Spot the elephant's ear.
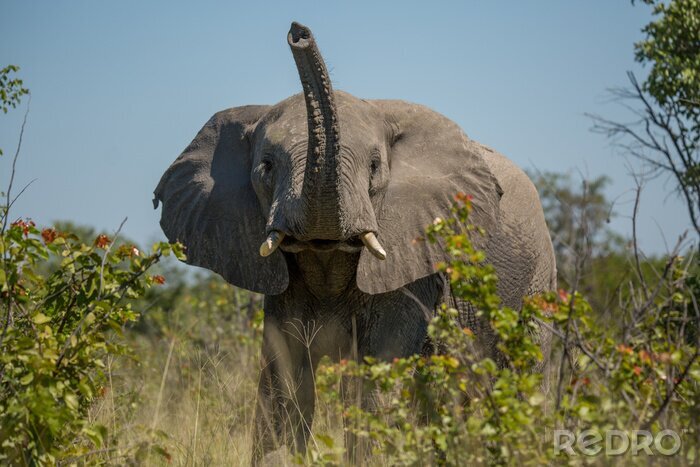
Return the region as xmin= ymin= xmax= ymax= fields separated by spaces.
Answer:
xmin=357 ymin=100 xmax=502 ymax=295
xmin=153 ymin=105 xmax=289 ymax=295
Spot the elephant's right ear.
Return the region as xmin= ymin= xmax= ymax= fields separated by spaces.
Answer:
xmin=153 ymin=105 xmax=289 ymax=294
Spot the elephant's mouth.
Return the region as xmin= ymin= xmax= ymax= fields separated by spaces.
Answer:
xmin=260 ymin=230 xmax=386 ymax=260
xmin=279 ymin=236 xmax=364 ymax=253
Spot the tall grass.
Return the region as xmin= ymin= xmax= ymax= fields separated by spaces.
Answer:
xmin=89 ymin=276 xmax=288 ymax=465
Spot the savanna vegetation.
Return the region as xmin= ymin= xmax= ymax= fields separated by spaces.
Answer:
xmin=1 ymin=0 xmax=699 ymax=464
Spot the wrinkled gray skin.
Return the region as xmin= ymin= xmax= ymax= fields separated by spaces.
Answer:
xmin=154 ymin=22 xmax=555 ymax=463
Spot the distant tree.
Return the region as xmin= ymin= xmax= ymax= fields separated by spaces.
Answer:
xmin=591 ymin=0 xmax=700 ymax=237
xmin=530 ymin=171 xmax=672 ymax=317
xmin=0 ymin=65 xmax=28 ymax=158
xmin=528 ymin=172 xmax=620 ymax=272
xmin=0 ymin=65 xmax=27 ymax=115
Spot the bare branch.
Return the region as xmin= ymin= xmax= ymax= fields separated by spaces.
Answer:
xmin=589 ymin=72 xmax=699 ymax=237
xmin=1 ymin=93 xmax=31 ymax=232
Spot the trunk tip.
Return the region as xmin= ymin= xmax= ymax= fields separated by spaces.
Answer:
xmin=289 ymin=21 xmax=312 ymax=45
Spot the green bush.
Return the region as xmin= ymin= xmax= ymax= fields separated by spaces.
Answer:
xmin=0 ymin=218 xmax=183 ymax=464
xmin=310 ymin=195 xmax=699 ymax=465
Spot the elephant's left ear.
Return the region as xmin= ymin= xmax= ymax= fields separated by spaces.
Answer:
xmin=357 ymin=100 xmax=502 ymax=295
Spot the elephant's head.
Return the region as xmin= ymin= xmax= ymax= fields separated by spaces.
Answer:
xmin=154 ymin=22 xmax=502 ymax=295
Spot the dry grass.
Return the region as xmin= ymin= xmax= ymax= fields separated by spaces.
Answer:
xmin=94 ymin=332 xmax=259 ymax=465
xmin=81 ymin=275 xmax=270 ymax=465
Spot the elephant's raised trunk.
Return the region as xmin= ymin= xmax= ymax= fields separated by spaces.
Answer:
xmin=288 ymin=21 xmax=342 ymax=239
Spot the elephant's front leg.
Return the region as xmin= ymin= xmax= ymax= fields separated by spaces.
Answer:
xmin=343 ymin=277 xmax=442 ymax=463
xmin=252 ymin=317 xmax=315 ymax=464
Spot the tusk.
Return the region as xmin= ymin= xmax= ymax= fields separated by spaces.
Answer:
xmin=360 ymin=232 xmax=386 ymax=260
xmin=259 ymin=231 xmax=285 ymax=257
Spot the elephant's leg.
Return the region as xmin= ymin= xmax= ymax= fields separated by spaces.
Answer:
xmin=343 ymin=276 xmax=442 ymax=463
xmin=252 ymin=318 xmax=315 ymax=464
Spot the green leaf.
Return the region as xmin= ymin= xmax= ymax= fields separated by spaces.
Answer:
xmin=33 ymin=312 xmax=51 ymax=324
xmin=316 ymin=433 xmax=335 ymax=448
xmin=671 ymin=350 xmax=682 ymax=364
xmin=19 ymin=373 xmax=34 ymax=385
xmin=83 ymin=424 xmax=107 ymax=448
xmin=64 ymin=393 xmax=79 ymax=410
xmin=528 ymin=392 xmax=545 ymax=406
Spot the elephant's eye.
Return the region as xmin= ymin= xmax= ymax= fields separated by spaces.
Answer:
xmin=369 ymin=152 xmax=384 ymax=195
xmin=262 ymin=159 xmax=273 ymax=173
xmin=370 ymin=154 xmax=381 ymax=176
xmin=258 ymin=157 xmax=274 ymax=186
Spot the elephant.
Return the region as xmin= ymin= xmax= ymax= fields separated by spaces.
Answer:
xmin=153 ymin=22 xmax=555 ymax=463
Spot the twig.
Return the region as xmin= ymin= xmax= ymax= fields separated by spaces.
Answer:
xmin=1 ymin=93 xmax=31 ymax=232
xmin=630 ymin=181 xmax=649 ymax=298
xmin=6 ymin=178 xmax=37 ymax=214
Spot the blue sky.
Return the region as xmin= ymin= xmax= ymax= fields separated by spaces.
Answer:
xmin=0 ymin=1 xmax=692 ymax=254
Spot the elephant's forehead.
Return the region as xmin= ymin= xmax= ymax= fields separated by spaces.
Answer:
xmin=266 ymin=120 xmax=305 ymax=146
xmin=266 ymin=91 xmax=380 ymax=146
xmin=266 ymin=97 xmax=307 ymax=145
xmin=336 ymin=92 xmax=380 ymax=132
